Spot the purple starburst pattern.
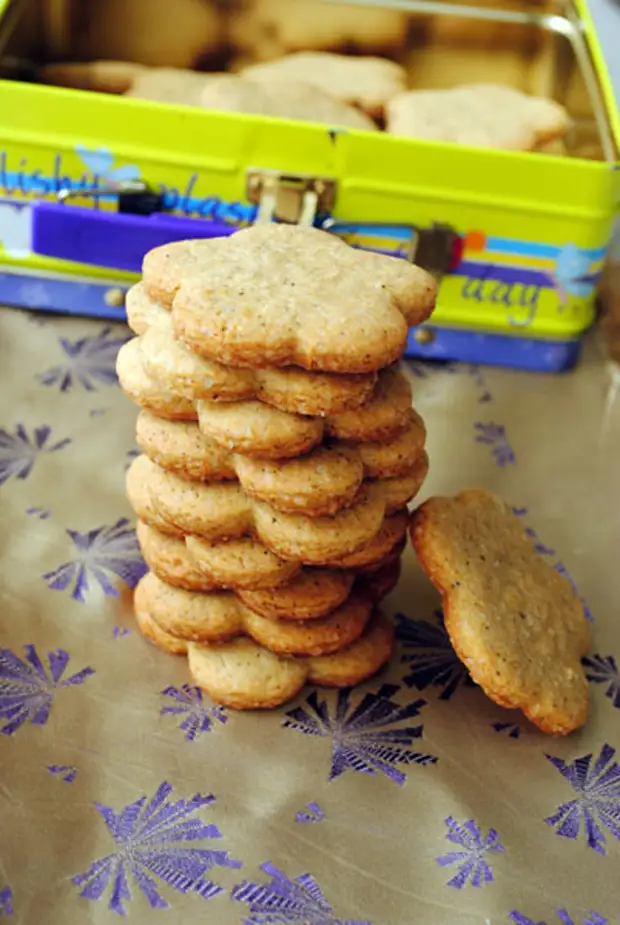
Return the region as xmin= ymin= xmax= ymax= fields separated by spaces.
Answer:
xmin=37 ymin=327 xmax=129 ymax=392
xmin=43 ymin=517 xmax=147 ymax=602
xmin=112 ymin=626 xmax=131 ymax=639
xmin=26 ymin=506 xmax=51 ymax=519
xmin=544 ymin=743 xmax=620 ymax=855
xmin=0 ymin=645 xmax=94 ymax=736
xmin=160 ymin=685 xmax=227 ymax=741
xmin=436 ymin=816 xmax=504 ymax=888
xmin=396 ymin=610 xmax=474 ymax=700
xmin=295 ymin=802 xmax=325 ymax=824
xmin=0 ymin=424 xmax=71 ymax=486
xmin=510 ymin=913 xmax=608 ymax=925
xmin=583 ymin=655 xmax=620 ymax=708
xmin=474 ymin=422 xmax=515 ymax=466
xmin=555 ymin=562 xmax=593 ymax=622
xmin=468 ymin=365 xmax=493 ymax=402
xmin=72 ymin=781 xmax=242 ymax=916
xmin=492 ymin=721 xmax=521 ymax=739
xmin=283 ymin=684 xmax=437 ymax=785
xmin=231 ymin=861 xmax=371 ymax=925
xmin=0 ymin=886 xmax=12 ymax=916
xmin=47 ymin=764 xmax=77 ymax=783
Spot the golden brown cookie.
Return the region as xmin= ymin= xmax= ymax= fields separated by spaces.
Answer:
xmin=187 ymin=610 xmax=394 ymax=709
xmin=253 ymin=485 xmax=385 ymax=565
xmin=136 ymin=521 xmax=221 ymax=592
xmin=357 ymin=556 xmax=402 ymax=602
xmin=236 ymin=567 xmax=355 ymax=621
xmin=126 ymin=455 xmax=185 ymax=537
xmin=387 ymin=84 xmax=569 ymax=151
xmin=185 ymin=535 xmax=300 ymax=590
xmin=329 ymin=511 xmax=408 ymax=570
xmin=354 ymin=410 xmax=426 ymax=478
xmin=139 ymin=571 xmax=242 ymax=641
xmin=325 ymin=367 xmax=412 ymax=441
xmin=116 ymin=338 xmax=197 ymax=421
xmin=131 ymin=284 xmax=377 ymax=415
xmin=171 ymin=223 xmax=436 ymax=373
xmin=196 ymin=398 xmax=324 ymax=459
xmin=241 ymin=52 xmax=407 ymax=119
xmin=142 ymin=238 xmax=220 ymax=307
xmin=375 ymin=450 xmax=429 ymax=514
xmin=410 ymin=489 xmax=590 ymax=735
xmin=134 ymin=586 xmax=188 ymax=656
xmin=136 ymin=411 xmax=236 ymax=481
xmin=125 ymin=282 xmax=169 ymax=335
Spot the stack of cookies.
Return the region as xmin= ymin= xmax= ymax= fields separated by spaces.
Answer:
xmin=117 ymin=223 xmax=436 ymax=709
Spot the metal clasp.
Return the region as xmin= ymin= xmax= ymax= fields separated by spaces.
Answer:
xmin=246 ymin=169 xmax=337 ymax=226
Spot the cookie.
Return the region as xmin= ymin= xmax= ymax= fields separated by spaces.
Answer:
xmin=196 ymin=368 xmax=412 ymax=459
xmin=325 ymin=367 xmax=412 ymax=442
xmin=126 ymin=454 xmax=185 ymax=537
xmin=357 ymin=556 xmax=401 ymax=602
xmin=136 ymin=520 xmax=221 ymax=592
xmin=252 ymin=484 xmax=385 ymax=565
xmin=134 ymin=590 xmax=188 ymax=656
xmin=125 ymin=68 xmax=226 ymax=105
xmin=410 ymin=489 xmax=590 ymax=735
xmin=386 ymin=83 xmax=569 ymax=151
xmin=236 ymin=567 xmax=354 ymax=621
xmin=229 ymin=0 xmax=407 ymax=59
xmin=138 ymin=570 xmax=371 ymax=655
xmin=40 ymin=59 xmax=145 ymax=94
xmin=241 ymin=52 xmax=407 ymax=118
xmin=136 ymin=411 xmax=236 ymax=481
xmin=131 ymin=455 xmax=254 ymax=541
xmin=199 ymin=74 xmax=377 ymax=131
xmin=142 ymin=238 xmax=219 ymax=307
xmin=329 ymin=511 xmax=408 ymax=570
xmin=126 ymin=282 xmax=170 ymax=335
xmin=187 ymin=610 xmax=394 ymax=709
xmin=232 ymin=445 xmax=364 ymax=516
xmin=354 ymin=410 xmax=426 ymax=478
xmin=171 ymin=223 xmax=436 ymax=373
xmin=116 ymin=338 xmax=197 ymax=421
xmin=135 ymin=295 xmax=376 ymax=414
xmin=196 ymin=398 xmax=323 ymax=459
xmin=377 ymin=450 xmax=429 ymax=514
xmin=185 ymin=535 xmax=300 ymax=590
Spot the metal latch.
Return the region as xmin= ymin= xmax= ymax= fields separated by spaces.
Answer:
xmin=246 ymin=169 xmax=337 ymax=226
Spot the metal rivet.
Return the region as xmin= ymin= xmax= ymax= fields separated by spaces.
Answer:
xmin=414 ymin=328 xmax=435 ymax=345
xmin=104 ymin=288 xmax=125 ymax=307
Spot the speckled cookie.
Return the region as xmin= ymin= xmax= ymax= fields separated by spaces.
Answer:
xmin=126 ymin=455 xmax=185 ymax=537
xmin=253 ymin=484 xmax=385 ymax=565
xmin=131 ymin=455 xmax=253 ymax=540
xmin=136 ymin=411 xmax=236 ymax=481
xmin=199 ymin=74 xmax=377 ymax=131
xmin=137 ymin=570 xmax=371 ymax=655
xmin=354 ymin=410 xmax=426 ymax=478
xmin=116 ymin=338 xmax=197 ymax=421
xmin=233 ymin=445 xmax=364 ymax=516
xmin=187 ymin=610 xmax=394 ymax=709
xmin=196 ymin=368 xmax=412 ymax=459
xmin=171 ymin=223 xmax=436 ymax=373
xmin=387 ymin=83 xmax=569 ymax=151
xmin=134 ymin=604 xmax=189 ymax=656
xmin=236 ymin=567 xmax=355 ymax=620
xmin=185 ymin=535 xmax=300 ymax=590
xmin=376 ymin=450 xmax=429 ymax=514
xmin=357 ymin=556 xmax=402 ymax=602
xmin=125 ymin=282 xmax=169 ymax=336
xmin=196 ymin=398 xmax=323 ymax=459
xmin=330 ymin=511 xmax=408 ymax=570
xmin=136 ymin=520 xmax=221 ymax=592
xmin=134 ymin=290 xmax=376 ymax=414
xmin=142 ymin=238 xmax=221 ymax=307
xmin=410 ymin=489 xmax=590 ymax=735
xmin=241 ymin=52 xmax=407 ymax=119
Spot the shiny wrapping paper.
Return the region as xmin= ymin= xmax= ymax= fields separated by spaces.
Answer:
xmin=1 ymin=306 xmax=619 ymax=925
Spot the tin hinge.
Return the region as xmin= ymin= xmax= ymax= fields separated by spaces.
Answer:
xmin=246 ymin=169 xmax=337 ymax=226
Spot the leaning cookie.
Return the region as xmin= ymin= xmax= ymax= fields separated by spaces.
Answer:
xmin=242 ymin=51 xmax=407 ymax=119
xmin=386 ymin=83 xmax=569 ymax=151
xmin=187 ymin=610 xmax=394 ymax=709
xmin=410 ymin=489 xmax=590 ymax=735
